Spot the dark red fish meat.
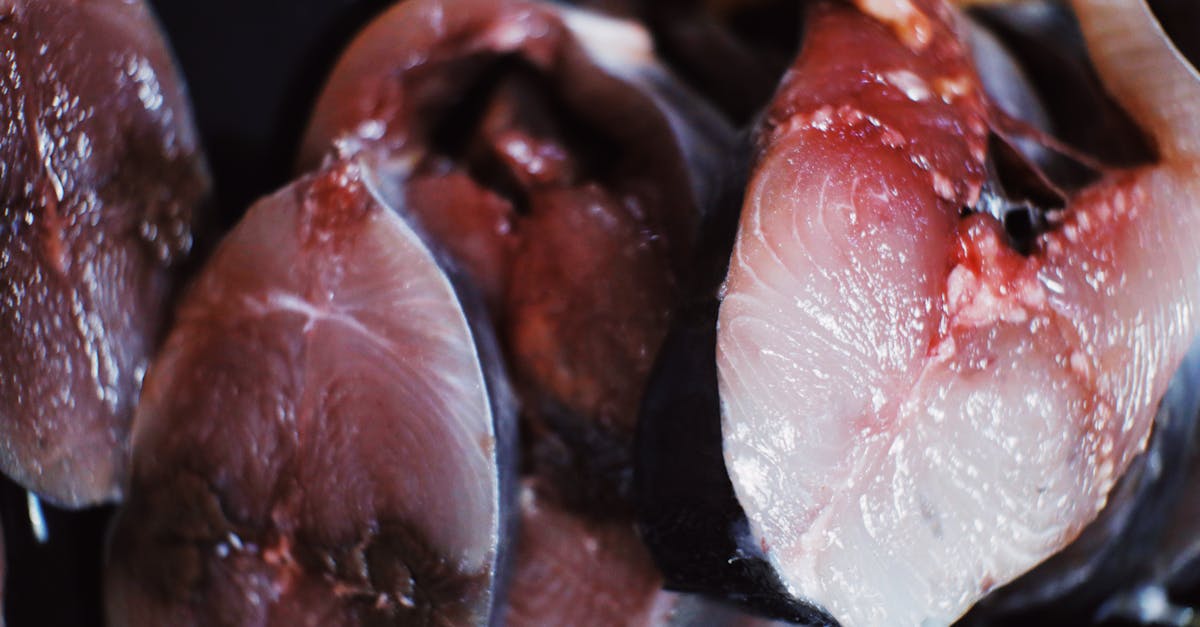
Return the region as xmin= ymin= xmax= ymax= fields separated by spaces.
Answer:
xmin=105 ymin=159 xmax=514 ymax=626
xmin=0 ymin=0 xmax=210 ymax=507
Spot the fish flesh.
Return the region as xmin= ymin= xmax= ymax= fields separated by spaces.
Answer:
xmin=506 ymin=478 xmax=795 ymax=626
xmin=716 ymin=0 xmax=1200 ymax=623
xmin=963 ymin=340 xmax=1200 ymax=624
xmin=0 ymin=0 xmax=210 ymax=507
xmin=104 ymin=159 xmax=514 ymax=625
xmin=504 ymin=478 xmax=676 ymax=626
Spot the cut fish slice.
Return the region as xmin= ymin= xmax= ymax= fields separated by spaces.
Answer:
xmin=301 ymin=3 xmax=740 ymax=622
xmin=0 ymin=0 xmax=210 ymax=507
xmin=713 ymin=0 xmax=1200 ymax=625
xmin=301 ymin=0 xmax=735 ymax=508
xmin=104 ymin=160 xmax=513 ymax=626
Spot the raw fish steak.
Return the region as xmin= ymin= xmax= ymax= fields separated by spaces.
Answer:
xmin=301 ymin=0 xmax=734 ymax=507
xmin=105 ymin=160 xmax=513 ymax=626
xmin=715 ymin=0 xmax=1200 ymax=624
xmin=0 ymin=0 xmax=209 ymax=506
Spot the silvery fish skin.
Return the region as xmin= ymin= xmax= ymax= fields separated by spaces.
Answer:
xmin=0 ymin=0 xmax=210 ymax=507
xmin=105 ymin=159 xmax=515 ymax=626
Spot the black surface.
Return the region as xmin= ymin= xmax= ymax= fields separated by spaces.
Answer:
xmin=0 ymin=479 xmax=111 ymax=627
xmin=146 ymin=0 xmax=395 ymax=225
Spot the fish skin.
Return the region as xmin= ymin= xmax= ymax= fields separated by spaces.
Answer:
xmin=105 ymin=160 xmax=513 ymax=627
xmin=1155 ymin=352 xmax=1200 ymax=589
xmin=968 ymin=2 xmax=1153 ymax=175
xmin=633 ymin=43 xmax=825 ymax=626
xmin=0 ymin=0 xmax=210 ymax=507
xmin=566 ymin=0 xmax=801 ymax=124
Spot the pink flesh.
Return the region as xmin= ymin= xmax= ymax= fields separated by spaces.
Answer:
xmin=0 ymin=0 xmax=208 ymax=506
xmin=503 ymin=479 xmax=795 ymax=626
xmin=106 ymin=161 xmax=500 ymax=625
xmin=717 ymin=2 xmax=1200 ymax=625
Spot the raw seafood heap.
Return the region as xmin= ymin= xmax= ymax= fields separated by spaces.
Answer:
xmin=0 ymin=0 xmax=1197 ymax=625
